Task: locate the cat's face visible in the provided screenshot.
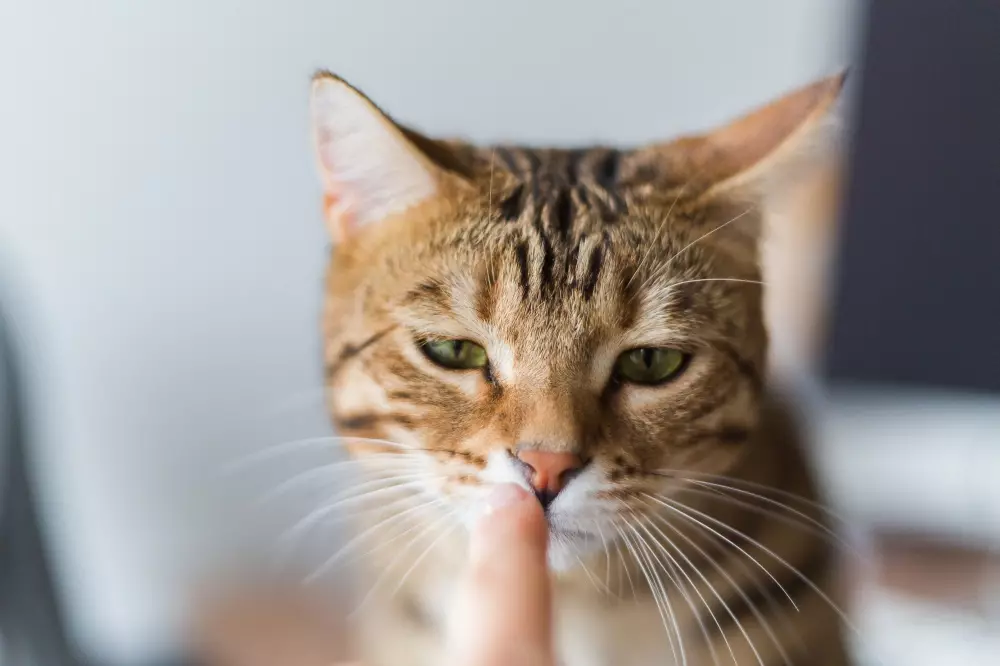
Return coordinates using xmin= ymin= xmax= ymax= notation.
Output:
xmin=313 ymin=72 xmax=841 ymax=569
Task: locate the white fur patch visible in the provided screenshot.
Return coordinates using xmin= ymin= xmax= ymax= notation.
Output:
xmin=477 ymin=450 xmax=619 ymax=571
xmin=546 ymin=461 xmax=618 ymax=570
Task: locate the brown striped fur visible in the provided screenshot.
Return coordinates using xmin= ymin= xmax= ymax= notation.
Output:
xmin=311 ymin=71 xmax=851 ymax=666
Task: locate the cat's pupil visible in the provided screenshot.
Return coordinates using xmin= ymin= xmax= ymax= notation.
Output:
xmin=640 ymin=348 xmax=654 ymax=368
xmin=451 ymin=340 xmax=464 ymax=358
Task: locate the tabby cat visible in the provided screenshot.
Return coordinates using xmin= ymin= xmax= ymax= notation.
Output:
xmin=310 ymin=70 xmax=850 ymax=666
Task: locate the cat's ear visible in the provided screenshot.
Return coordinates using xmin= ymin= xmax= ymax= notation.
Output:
xmin=310 ymin=71 xmax=449 ymax=242
xmin=625 ymin=72 xmax=846 ymax=202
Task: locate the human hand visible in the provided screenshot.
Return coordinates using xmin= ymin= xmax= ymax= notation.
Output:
xmin=194 ymin=485 xmax=555 ymax=666
xmin=445 ymin=484 xmax=556 ymax=666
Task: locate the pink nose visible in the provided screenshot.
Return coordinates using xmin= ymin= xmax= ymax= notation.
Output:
xmin=515 ymin=450 xmax=585 ymax=496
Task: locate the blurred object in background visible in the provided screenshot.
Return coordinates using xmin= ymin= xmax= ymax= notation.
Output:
xmin=191 ymin=586 xmax=351 ymax=666
xmin=825 ymin=1 xmax=1000 ymax=394
xmin=1 ymin=298 xmax=80 ymax=666
xmin=814 ymin=1 xmax=1000 ymax=664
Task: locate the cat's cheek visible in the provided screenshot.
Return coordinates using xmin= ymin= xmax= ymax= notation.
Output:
xmin=328 ymin=364 xmax=391 ymax=416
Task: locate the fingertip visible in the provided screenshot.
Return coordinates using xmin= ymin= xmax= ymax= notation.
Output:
xmin=471 ymin=484 xmax=547 ymax=563
xmin=447 ymin=484 xmax=555 ymax=665
xmin=483 ymin=483 xmax=534 ymax=513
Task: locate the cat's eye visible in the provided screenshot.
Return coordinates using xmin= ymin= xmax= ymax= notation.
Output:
xmin=614 ymin=347 xmax=689 ymax=385
xmin=420 ymin=339 xmax=489 ymax=370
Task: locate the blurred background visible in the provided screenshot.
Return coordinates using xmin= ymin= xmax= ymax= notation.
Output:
xmin=1 ymin=1 xmax=998 ymax=665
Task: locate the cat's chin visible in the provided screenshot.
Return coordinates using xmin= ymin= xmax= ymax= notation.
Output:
xmin=546 ymin=528 xmax=602 ymax=573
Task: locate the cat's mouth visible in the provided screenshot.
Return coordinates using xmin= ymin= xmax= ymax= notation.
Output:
xmin=549 ymin=526 xmax=589 ymax=540
xmin=545 ymin=518 xmax=599 ymax=545
xmin=545 ymin=524 xmax=602 ymax=572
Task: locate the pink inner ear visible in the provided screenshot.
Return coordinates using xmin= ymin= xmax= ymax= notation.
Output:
xmin=323 ymin=192 xmax=356 ymax=243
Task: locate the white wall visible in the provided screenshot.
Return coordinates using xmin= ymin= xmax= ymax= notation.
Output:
xmin=0 ymin=1 xmax=857 ymax=663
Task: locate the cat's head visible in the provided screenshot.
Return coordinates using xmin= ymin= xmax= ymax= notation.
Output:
xmin=310 ymin=71 xmax=842 ymax=570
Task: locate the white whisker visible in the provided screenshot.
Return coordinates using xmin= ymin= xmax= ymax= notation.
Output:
xmin=677 ymin=482 xmax=854 ymax=554
xmin=573 ymin=551 xmax=606 ymax=595
xmin=622 ymin=503 xmax=720 ymax=666
xmin=639 ymin=498 xmax=776 ymax=666
xmin=260 ymin=462 xmax=429 ymax=505
xmin=622 ymin=515 xmax=688 ymax=666
xmin=300 ymin=495 xmax=446 ymax=583
xmin=624 ymin=171 xmax=700 ymax=293
xmin=632 ymin=501 xmax=741 ymax=666
xmin=276 ymin=481 xmax=438 ymax=563
xmin=595 ymin=521 xmax=613 ymax=594
xmin=644 ymin=493 xmax=797 ymax=609
xmin=349 ymin=508 xmax=460 ymax=617
xmin=386 ymin=510 xmax=462 ymax=599
xmin=614 ymin=533 xmax=637 ymax=601
xmin=666 ymin=277 xmax=768 ymax=292
xmin=649 ymin=492 xmax=866 ymax=644
xmin=656 ymin=468 xmax=852 ymax=524
xmin=636 ymin=206 xmax=756 ymax=295
xmin=617 ymin=519 xmax=681 ymax=666
xmin=568 ymin=534 xmax=610 ymax=596
xmin=224 ymin=435 xmax=412 ymax=474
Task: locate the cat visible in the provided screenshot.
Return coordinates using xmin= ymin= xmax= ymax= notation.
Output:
xmin=309 ymin=70 xmax=851 ymax=666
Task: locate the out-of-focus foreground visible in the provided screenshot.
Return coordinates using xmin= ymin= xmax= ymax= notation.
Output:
xmin=1 ymin=1 xmax=998 ymax=666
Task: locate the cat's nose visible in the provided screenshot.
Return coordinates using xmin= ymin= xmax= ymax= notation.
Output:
xmin=515 ymin=450 xmax=585 ymax=508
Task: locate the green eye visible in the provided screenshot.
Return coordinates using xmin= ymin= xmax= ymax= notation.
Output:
xmin=420 ymin=339 xmax=489 ymax=370
xmin=614 ymin=348 xmax=689 ymax=385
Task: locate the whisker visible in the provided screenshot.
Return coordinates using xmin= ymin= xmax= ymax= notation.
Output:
xmin=595 ymin=521 xmax=613 ymax=595
xmin=648 ymin=493 xmax=866 ymax=645
xmin=653 ymin=486 xmax=827 ymax=656
xmin=617 ymin=518 xmax=681 ymax=666
xmin=386 ymin=510 xmax=462 ymax=599
xmin=623 ymin=514 xmax=689 ymax=666
xmin=224 ymin=435 xmax=413 ymax=474
xmin=309 ymin=499 xmax=450 ymax=588
xmin=676 ymin=483 xmax=853 ymax=553
xmin=636 ymin=206 xmax=756 ymax=295
xmin=666 ymin=277 xmax=768 ymax=291
xmin=573 ymin=550 xmax=607 ymax=595
xmin=259 ymin=461 xmax=429 ymax=505
xmin=349 ymin=508 xmax=460 ymax=617
xmin=321 ymin=496 xmax=452 ymax=581
xmin=365 ymin=502 xmax=457 ymax=557
xmin=565 ymin=531 xmax=613 ymax=597
xmin=622 ymin=503 xmax=722 ymax=666
xmin=643 ymin=493 xmax=797 ymax=609
xmin=654 ymin=468 xmax=852 ymax=525
xmin=297 ymin=495 xmax=446 ymax=581
xmin=275 ymin=481 xmax=439 ymax=563
xmin=614 ymin=532 xmax=637 ymax=601
xmin=624 ymin=170 xmax=701 ymax=294
xmin=667 ymin=207 xmax=754 ymax=269
xmin=638 ymin=499 xmax=775 ymax=666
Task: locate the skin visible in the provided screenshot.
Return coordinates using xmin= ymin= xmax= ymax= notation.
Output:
xmin=446 ymin=484 xmax=555 ymax=666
